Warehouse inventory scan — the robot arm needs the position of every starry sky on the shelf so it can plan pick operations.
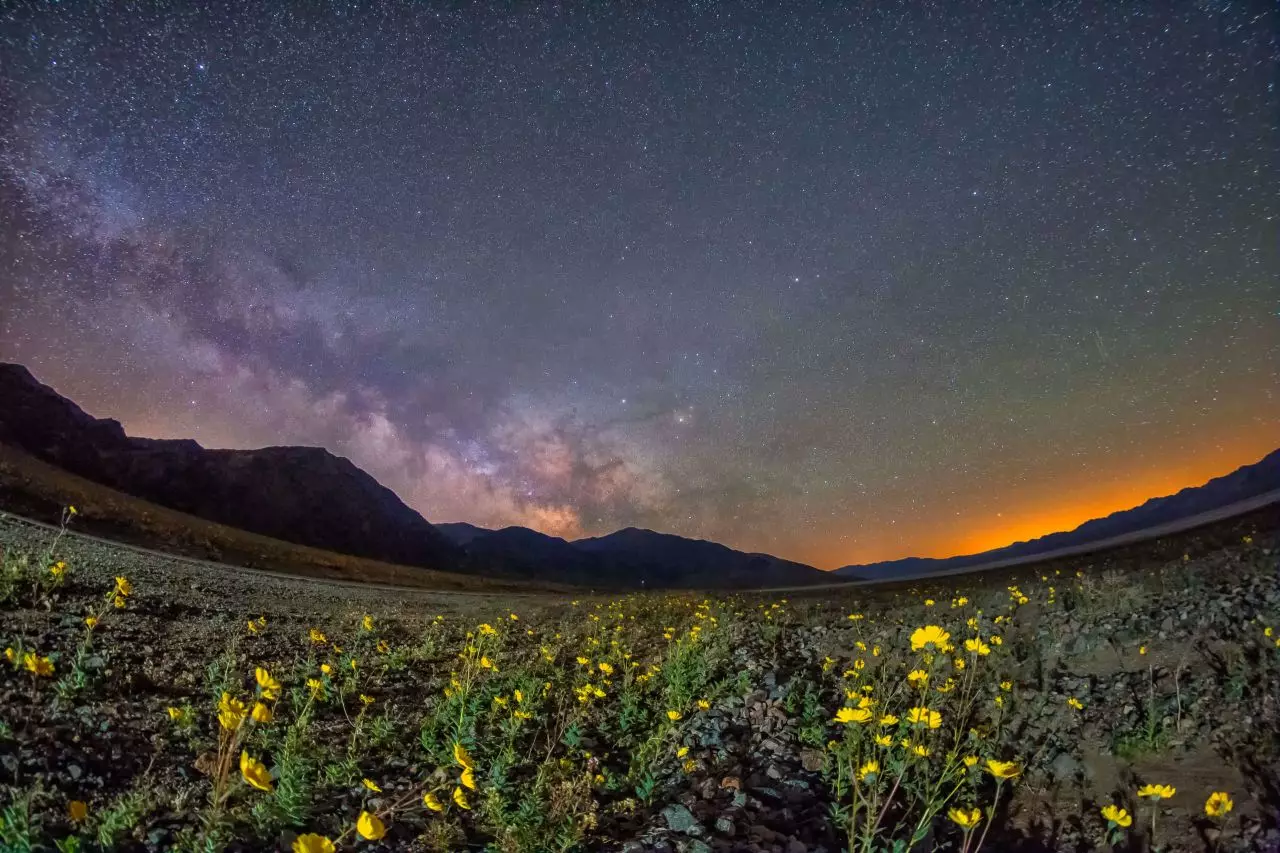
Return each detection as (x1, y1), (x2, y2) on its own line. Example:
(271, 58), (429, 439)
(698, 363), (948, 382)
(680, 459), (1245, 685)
(1, 2), (1277, 570)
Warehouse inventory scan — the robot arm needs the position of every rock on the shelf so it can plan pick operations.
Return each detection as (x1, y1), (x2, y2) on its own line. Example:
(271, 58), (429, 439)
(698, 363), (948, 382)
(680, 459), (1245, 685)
(787, 840), (807, 853)
(679, 841), (713, 853)
(800, 749), (824, 772)
(662, 803), (705, 837)
(760, 737), (785, 754)
(714, 816), (736, 836)
(1049, 751), (1082, 782)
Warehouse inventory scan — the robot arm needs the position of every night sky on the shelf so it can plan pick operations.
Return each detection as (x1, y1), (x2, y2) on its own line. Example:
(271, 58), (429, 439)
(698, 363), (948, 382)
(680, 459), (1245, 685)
(1, 2), (1277, 569)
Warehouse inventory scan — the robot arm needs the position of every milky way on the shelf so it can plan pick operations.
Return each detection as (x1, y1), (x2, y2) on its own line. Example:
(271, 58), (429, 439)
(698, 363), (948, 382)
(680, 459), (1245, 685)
(1, 2), (1277, 568)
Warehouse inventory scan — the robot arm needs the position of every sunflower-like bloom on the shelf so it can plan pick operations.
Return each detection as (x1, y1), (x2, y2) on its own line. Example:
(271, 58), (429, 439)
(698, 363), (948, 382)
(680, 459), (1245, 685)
(986, 759), (1021, 779)
(1101, 804), (1132, 827)
(453, 786), (471, 810)
(910, 625), (950, 652)
(907, 707), (942, 729)
(948, 807), (981, 829)
(1137, 784), (1176, 800)
(218, 693), (247, 731)
(834, 707), (873, 724)
(356, 811), (385, 841)
(292, 834), (335, 853)
(1204, 791), (1233, 818)
(239, 751), (273, 792)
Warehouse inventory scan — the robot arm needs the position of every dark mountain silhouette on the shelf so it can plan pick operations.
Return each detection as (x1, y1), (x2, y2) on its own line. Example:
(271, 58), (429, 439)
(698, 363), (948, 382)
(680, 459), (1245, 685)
(435, 522), (491, 548)
(575, 527), (830, 588)
(440, 525), (608, 586)
(438, 522), (830, 588)
(5, 361), (1274, 589)
(835, 448), (1280, 580)
(0, 362), (464, 571)
(0, 362), (829, 588)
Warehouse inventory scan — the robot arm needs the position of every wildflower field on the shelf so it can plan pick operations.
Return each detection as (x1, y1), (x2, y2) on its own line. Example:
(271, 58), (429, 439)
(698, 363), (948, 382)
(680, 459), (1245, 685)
(1, 507), (1278, 853)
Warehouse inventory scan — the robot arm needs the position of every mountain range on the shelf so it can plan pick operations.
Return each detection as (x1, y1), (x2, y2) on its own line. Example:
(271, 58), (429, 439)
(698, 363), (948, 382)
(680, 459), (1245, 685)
(833, 446), (1280, 580)
(0, 362), (828, 588)
(1, 361), (1276, 589)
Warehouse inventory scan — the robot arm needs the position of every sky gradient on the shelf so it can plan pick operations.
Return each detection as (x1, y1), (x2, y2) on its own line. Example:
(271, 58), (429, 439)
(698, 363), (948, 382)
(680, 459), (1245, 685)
(1, 1), (1277, 569)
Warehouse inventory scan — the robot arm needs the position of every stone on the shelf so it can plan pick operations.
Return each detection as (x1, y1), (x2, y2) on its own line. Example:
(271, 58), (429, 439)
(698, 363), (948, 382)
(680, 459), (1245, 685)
(662, 803), (705, 837)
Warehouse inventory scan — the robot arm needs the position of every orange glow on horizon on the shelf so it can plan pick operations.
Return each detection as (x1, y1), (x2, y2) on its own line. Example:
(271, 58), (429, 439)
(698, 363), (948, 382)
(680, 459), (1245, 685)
(807, 427), (1278, 570)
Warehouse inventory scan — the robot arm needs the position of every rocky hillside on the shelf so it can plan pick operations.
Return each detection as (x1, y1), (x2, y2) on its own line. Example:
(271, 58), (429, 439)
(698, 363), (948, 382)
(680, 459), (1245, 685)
(0, 363), (464, 572)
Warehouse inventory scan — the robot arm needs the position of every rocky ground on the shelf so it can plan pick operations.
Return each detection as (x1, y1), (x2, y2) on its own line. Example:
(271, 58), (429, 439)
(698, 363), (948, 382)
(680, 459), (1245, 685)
(1, 505), (1278, 853)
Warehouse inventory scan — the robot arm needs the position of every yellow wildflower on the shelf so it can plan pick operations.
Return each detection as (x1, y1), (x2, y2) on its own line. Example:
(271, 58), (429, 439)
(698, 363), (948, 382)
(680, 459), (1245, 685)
(68, 800), (88, 822)
(292, 834), (335, 853)
(84, 615), (98, 629)
(24, 653), (54, 677)
(907, 669), (929, 685)
(453, 742), (475, 770)
(309, 628), (326, 644)
(356, 811), (386, 841)
(834, 707), (872, 724)
(1137, 784), (1176, 800)
(453, 786), (471, 809)
(1204, 791), (1233, 818)
(424, 791), (445, 812)
(239, 751), (273, 791)
(1067, 697), (1083, 710)
(114, 576), (132, 596)
(986, 759), (1021, 779)
(948, 806), (981, 830)
(255, 667), (281, 694)
(1101, 804), (1132, 827)
(697, 699), (710, 710)
(218, 693), (247, 731)
(461, 767), (476, 790)
(909, 625), (950, 652)
(964, 638), (990, 656)
(907, 707), (942, 729)
(362, 615), (374, 631)
(667, 709), (682, 721)
(857, 760), (879, 780)
(362, 778), (381, 793)
(251, 702), (273, 723)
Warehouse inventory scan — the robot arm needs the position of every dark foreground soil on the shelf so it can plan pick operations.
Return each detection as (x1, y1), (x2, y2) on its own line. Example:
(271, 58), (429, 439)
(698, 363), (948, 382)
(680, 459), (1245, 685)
(1, 504), (1278, 853)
